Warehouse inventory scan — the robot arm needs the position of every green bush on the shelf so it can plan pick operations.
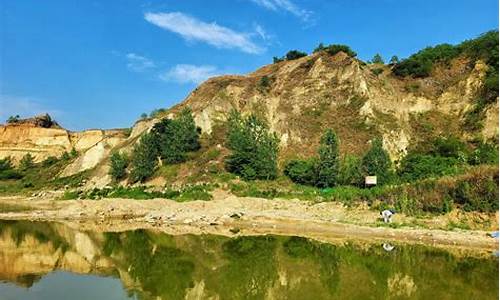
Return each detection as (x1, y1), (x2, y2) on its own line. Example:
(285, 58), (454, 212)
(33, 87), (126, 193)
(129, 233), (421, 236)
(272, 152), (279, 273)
(468, 141), (499, 165)
(42, 156), (59, 167)
(430, 136), (468, 161)
(371, 68), (383, 76)
(225, 111), (279, 180)
(0, 157), (23, 180)
(393, 30), (498, 83)
(361, 138), (392, 185)
(109, 152), (129, 180)
(316, 129), (340, 188)
(0, 157), (13, 171)
(19, 154), (35, 170)
(130, 133), (158, 182)
(0, 169), (23, 180)
(6, 115), (20, 123)
(452, 169), (498, 212)
(314, 43), (357, 57)
(285, 50), (307, 60)
(398, 154), (461, 181)
(337, 155), (363, 186)
(284, 159), (317, 186)
(371, 53), (384, 64)
(151, 108), (201, 164)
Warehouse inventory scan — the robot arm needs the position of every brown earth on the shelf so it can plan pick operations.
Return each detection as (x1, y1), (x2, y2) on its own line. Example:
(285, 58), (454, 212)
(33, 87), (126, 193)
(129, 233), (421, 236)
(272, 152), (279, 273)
(0, 193), (497, 253)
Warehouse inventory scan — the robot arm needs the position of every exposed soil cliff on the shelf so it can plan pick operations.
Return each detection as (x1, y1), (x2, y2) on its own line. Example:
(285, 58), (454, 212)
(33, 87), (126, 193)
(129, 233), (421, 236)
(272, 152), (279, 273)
(0, 51), (497, 185)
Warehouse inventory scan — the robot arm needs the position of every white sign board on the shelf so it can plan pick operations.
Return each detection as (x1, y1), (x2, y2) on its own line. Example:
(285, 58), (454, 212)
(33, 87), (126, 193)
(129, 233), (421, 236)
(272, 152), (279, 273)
(365, 176), (377, 185)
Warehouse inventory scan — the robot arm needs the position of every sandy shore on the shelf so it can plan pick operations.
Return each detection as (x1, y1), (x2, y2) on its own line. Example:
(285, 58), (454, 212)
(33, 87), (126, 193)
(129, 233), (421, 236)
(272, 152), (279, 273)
(0, 192), (498, 253)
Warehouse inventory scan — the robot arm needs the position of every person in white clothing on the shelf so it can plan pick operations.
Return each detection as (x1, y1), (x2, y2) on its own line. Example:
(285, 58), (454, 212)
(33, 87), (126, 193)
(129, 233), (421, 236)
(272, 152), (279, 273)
(381, 209), (396, 223)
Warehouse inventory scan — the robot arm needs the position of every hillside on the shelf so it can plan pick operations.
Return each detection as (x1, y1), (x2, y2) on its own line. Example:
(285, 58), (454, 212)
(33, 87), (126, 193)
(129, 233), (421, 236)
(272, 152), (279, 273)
(0, 32), (498, 190)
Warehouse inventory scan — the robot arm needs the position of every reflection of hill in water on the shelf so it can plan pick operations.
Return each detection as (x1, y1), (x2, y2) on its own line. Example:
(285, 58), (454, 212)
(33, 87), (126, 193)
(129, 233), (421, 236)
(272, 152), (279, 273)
(0, 220), (497, 300)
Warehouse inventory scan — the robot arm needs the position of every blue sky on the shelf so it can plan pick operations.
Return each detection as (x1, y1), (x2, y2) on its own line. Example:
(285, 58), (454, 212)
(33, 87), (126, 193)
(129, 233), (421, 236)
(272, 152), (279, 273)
(1, 0), (498, 130)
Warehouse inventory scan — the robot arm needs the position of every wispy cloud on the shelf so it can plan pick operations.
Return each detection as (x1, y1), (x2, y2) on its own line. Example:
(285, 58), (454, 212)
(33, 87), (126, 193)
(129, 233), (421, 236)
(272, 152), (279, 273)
(126, 53), (156, 72)
(254, 23), (271, 41)
(249, 0), (313, 22)
(0, 94), (62, 124)
(159, 64), (220, 84)
(144, 12), (264, 54)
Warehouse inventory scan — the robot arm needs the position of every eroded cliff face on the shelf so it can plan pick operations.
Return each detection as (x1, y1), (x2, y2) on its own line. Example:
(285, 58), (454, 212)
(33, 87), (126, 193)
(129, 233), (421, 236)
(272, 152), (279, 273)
(0, 51), (497, 183)
(0, 123), (128, 177)
(171, 52), (497, 160)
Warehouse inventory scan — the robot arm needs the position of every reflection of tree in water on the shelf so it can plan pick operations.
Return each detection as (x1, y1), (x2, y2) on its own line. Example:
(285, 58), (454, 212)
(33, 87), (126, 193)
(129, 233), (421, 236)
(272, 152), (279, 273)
(206, 236), (278, 300)
(103, 230), (195, 300)
(283, 236), (341, 296)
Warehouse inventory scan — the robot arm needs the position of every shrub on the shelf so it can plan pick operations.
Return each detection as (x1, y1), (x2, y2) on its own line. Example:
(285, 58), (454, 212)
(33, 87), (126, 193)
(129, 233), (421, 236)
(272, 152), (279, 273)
(60, 190), (80, 200)
(393, 43), (459, 77)
(284, 159), (317, 186)
(314, 44), (357, 57)
(19, 153), (35, 170)
(430, 136), (468, 161)
(371, 68), (383, 76)
(393, 30), (498, 82)
(0, 169), (23, 180)
(70, 148), (78, 158)
(42, 156), (58, 167)
(316, 129), (340, 188)
(6, 115), (20, 123)
(258, 76), (271, 92)
(130, 133), (158, 182)
(273, 56), (284, 63)
(61, 152), (71, 161)
(389, 55), (399, 64)
(109, 152), (129, 180)
(225, 111), (279, 180)
(337, 155), (363, 186)
(149, 108), (166, 118)
(371, 53), (384, 64)
(468, 141), (499, 165)
(361, 138), (392, 185)
(451, 168), (499, 212)
(0, 157), (13, 171)
(151, 108), (201, 164)
(0, 156), (22, 179)
(398, 154), (461, 181)
(285, 50), (307, 61)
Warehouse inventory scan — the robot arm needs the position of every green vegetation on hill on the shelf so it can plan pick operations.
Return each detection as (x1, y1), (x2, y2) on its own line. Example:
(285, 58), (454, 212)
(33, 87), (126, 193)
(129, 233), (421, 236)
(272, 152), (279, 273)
(225, 110), (279, 180)
(127, 107), (201, 182)
(313, 43), (357, 57)
(0, 152), (88, 195)
(393, 30), (499, 104)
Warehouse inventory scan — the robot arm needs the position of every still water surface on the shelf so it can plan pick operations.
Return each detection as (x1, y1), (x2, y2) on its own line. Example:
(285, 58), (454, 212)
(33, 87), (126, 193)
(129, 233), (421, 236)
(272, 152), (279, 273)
(0, 220), (497, 300)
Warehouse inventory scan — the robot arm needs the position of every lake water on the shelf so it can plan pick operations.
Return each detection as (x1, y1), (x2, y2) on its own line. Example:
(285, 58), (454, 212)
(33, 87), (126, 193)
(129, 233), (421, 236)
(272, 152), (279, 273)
(0, 220), (497, 300)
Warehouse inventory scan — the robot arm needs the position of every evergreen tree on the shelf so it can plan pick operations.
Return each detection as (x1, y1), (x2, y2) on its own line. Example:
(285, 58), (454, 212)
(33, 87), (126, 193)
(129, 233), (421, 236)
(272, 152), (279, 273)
(130, 133), (158, 182)
(389, 55), (399, 64)
(316, 129), (340, 188)
(337, 155), (363, 186)
(19, 153), (35, 170)
(109, 152), (129, 180)
(372, 53), (385, 64)
(151, 108), (200, 164)
(225, 111), (279, 180)
(361, 138), (392, 184)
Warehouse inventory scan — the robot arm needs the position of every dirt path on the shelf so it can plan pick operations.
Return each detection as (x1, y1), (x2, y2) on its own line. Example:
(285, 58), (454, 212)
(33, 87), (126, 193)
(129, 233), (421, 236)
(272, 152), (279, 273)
(0, 194), (498, 253)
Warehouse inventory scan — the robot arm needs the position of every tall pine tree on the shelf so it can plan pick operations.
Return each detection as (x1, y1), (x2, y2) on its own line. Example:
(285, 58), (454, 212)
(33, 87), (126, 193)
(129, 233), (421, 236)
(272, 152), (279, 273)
(316, 129), (340, 188)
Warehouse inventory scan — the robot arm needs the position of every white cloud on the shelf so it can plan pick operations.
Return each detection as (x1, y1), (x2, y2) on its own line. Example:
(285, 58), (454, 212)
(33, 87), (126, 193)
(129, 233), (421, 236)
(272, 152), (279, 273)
(254, 24), (270, 41)
(159, 64), (220, 84)
(126, 53), (156, 72)
(0, 94), (62, 124)
(249, 0), (313, 22)
(144, 12), (264, 54)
